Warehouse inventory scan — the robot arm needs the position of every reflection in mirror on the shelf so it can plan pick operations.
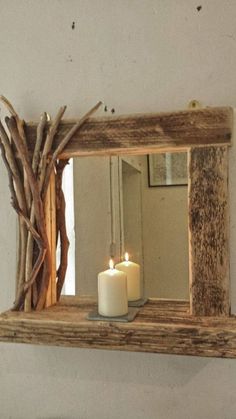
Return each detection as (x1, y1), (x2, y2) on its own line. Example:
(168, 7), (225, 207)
(60, 160), (75, 296)
(62, 152), (189, 300)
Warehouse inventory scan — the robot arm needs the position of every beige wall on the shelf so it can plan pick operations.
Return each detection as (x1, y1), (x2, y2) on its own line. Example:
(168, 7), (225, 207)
(74, 157), (111, 295)
(74, 156), (121, 295)
(141, 156), (189, 299)
(1, 1), (236, 418)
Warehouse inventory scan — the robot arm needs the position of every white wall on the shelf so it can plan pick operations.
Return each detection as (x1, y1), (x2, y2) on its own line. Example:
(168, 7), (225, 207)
(1, 1), (236, 418)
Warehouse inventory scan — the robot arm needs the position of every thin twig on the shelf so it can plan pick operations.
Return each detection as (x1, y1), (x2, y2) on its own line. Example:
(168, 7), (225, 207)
(32, 112), (47, 174)
(0, 121), (27, 212)
(0, 95), (18, 117)
(0, 138), (18, 207)
(38, 106), (67, 192)
(42, 101), (102, 202)
(0, 95), (32, 212)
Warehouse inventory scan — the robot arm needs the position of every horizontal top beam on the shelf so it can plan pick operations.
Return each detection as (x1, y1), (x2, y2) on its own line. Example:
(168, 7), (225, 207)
(25, 107), (233, 158)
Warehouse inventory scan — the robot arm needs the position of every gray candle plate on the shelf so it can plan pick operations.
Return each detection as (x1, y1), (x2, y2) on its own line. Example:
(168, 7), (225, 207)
(128, 298), (148, 307)
(87, 307), (139, 322)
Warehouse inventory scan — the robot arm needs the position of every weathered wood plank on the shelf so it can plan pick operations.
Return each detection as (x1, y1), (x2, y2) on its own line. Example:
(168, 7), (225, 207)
(44, 172), (57, 307)
(189, 146), (230, 317)
(24, 107), (233, 158)
(45, 172), (57, 307)
(1, 297), (236, 358)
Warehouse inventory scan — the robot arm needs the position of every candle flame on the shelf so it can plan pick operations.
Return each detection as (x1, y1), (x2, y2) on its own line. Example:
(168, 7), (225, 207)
(109, 259), (114, 270)
(124, 252), (129, 262)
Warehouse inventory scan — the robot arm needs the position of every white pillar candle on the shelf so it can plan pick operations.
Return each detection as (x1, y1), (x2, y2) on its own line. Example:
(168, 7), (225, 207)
(115, 253), (141, 301)
(98, 260), (128, 317)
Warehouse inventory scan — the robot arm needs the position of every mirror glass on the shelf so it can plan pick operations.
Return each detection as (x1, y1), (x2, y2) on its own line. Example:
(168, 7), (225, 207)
(62, 152), (189, 300)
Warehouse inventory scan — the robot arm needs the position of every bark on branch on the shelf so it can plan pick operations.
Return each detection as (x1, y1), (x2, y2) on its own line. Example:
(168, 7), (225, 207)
(0, 98), (102, 311)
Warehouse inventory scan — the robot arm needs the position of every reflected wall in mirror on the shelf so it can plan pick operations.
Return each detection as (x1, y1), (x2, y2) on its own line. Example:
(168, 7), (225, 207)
(148, 152), (188, 186)
(62, 153), (189, 300)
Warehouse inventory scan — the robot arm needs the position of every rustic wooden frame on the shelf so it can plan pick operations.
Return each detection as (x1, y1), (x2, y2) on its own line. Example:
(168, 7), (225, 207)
(0, 105), (235, 358)
(1, 296), (236, 358)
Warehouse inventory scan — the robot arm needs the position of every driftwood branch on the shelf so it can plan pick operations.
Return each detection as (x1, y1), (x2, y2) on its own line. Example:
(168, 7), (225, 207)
(32, 112), (47, 174)
(11, 206), (46, 310)
(24, 112), (48, 310)
(0, 97), (102, 311)
(5, 116), (51, 311)
(38, 106), (66, 191)
(0, 120), (28, 299)
(0, 120), (27, 212)
(55, 160), (70, 300)
(0, 95), (31, 212)
(0, 137), (18, 208)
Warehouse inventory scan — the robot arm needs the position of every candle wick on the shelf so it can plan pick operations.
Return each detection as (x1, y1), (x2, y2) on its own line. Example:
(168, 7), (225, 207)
(109, 259), (114, 270)
(124, 252), (129, 262)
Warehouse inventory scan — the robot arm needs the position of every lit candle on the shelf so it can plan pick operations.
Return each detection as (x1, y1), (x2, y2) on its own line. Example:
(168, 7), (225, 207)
(115, 253), (141, 301)
(98, 259), (128, 317)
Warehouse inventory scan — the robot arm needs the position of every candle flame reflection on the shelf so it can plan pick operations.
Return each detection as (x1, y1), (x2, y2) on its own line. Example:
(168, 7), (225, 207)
(124, 252), (129, 262)
(109, 259), (114, 270)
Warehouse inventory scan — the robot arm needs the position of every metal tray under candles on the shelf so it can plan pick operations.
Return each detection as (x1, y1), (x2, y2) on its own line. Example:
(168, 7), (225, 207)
(128, 297), (148, 307)
(87, 307), (139, 322)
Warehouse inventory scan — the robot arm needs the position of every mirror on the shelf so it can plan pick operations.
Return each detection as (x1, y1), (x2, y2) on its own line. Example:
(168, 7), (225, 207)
(62, 153), (189, 300)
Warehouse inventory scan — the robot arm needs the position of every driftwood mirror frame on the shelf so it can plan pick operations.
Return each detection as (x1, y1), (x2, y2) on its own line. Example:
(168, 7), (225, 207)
(0, 104), (235, 358)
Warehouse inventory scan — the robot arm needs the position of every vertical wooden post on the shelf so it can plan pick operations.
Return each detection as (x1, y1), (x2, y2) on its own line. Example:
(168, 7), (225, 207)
(45, 171), (57, 307)
(188, 146), (230, 316)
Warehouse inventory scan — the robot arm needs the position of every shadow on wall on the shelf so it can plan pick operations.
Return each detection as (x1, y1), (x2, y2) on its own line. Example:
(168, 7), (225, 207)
(0, 343), (210, 388)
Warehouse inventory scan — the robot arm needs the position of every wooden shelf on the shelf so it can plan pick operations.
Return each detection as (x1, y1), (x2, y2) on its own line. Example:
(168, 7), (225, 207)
(0, 296), (236, 358)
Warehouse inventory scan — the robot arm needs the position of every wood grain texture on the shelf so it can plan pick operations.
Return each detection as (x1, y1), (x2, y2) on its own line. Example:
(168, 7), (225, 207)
(45, 172), (57, 307)
(44, 177), (52, 308)
(1, 297), (236, 358)
(189, 146), (230, 317)
(24, 107), (233, 158)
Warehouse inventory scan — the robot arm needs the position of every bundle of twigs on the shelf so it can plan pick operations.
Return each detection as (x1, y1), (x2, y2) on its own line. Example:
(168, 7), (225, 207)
(0, 96), (101, 311)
